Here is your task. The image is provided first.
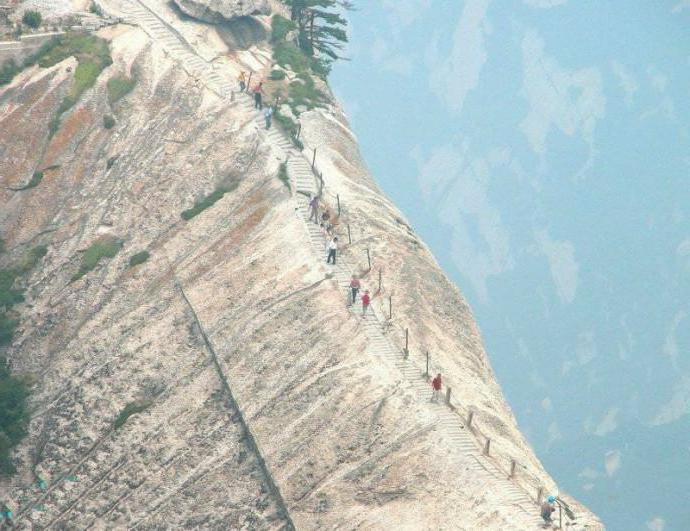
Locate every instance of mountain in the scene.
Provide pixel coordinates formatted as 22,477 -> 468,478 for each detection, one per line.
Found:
0,0 -> 603,528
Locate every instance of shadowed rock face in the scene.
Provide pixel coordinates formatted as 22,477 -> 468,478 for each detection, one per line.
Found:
0,7 -> 603,530
173,0 -> 270,23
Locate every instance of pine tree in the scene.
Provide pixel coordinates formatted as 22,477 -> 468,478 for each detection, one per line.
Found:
283,0 -> 351,74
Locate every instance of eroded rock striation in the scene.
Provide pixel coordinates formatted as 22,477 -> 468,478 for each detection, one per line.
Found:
0,1 -> 604,529
173,0 -> 271,23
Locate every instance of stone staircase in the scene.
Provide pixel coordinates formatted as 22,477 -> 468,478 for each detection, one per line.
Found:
86,2 -> 559,527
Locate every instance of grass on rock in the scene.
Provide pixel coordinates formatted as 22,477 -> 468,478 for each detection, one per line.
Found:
71,237 -> 121,282
278,162 -> 290,189
128,251 -> 150,268
114,400 -> 152,430
40,34 -> 112,137
107,75 -> 136,105
181,183 -> 238,220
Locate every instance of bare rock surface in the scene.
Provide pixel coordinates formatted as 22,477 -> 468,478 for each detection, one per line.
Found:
173,0 -> 271,23
0,2 -> 604,529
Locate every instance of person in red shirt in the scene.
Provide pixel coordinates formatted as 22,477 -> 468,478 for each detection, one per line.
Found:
361,289 -> 371,318
349,275 -> 361,305
431,373 -> 442,402
253,81 -> 264,109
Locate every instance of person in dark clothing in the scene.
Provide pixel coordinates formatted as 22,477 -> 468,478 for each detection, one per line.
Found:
349,275 -> 361,305
253,82 -> 264,109
541,496 -> 557,527
308,195 -> 319,223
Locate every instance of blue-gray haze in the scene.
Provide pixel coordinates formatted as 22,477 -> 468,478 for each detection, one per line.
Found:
330,1 -> 690,529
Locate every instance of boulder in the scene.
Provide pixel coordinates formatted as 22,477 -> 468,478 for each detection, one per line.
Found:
173,0 -> 271,23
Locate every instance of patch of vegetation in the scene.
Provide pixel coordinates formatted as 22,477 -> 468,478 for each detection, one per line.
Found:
270,12 -> 330,115
22,10 -> 42,29
0,357 -> 31,475
0,59 -> 21,87
0,244 -> 45,473
128,251 -> 149,268
278,1 -> 350,77
270,69 -> 286,81
89,2 -> 103,17
0,245 -> 47,348
273,40 -> 310,75
18,246 -> 48,274
107,75 -> 136,105
0,270 -> 23,313
271,14 -> 296,43
287,74 -> 328,113
11,171 -> 43,191
0,313 -> 19,347
273,109 -> 303,150
106,156 -> 118,170
37,33 -> 111,70
71,237 -> 122,282
277,162 -> 290,189
114,400 -> 152,430
103,115 -> 115,129
181,183 -> 238,221
38,34 -> 112,137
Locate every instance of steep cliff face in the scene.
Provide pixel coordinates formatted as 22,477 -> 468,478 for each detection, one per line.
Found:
0,1 -> 603,529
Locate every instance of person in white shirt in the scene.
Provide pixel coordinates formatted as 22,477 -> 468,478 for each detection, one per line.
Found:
326,237 -> 338,265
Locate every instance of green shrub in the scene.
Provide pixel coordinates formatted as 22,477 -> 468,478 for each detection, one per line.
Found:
22,10 -> 42,29
0,270 -> 23,311
0,246 -> 46,351
103,115 -> 115,129
18,246 -> 47,274
277,162 -> 290,189
181,183 -> 238,220
89,2 -> 103,16
0,60 -> 20,87
271,15 -> 296,43
0,313 -> 19,347
288,74 -> 327,113
128,251 -> 149,268
106,156 -> 118,170
274,42 -> 310,74
273,109 -> 304,150
71,237 -> 122,282
0,357 -> 30,475
107,75 -> 135,105
270,69 -> 286,81
114,400 -> 151,430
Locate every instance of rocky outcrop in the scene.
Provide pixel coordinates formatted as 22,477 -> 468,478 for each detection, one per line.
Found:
173,0 -> 271,23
